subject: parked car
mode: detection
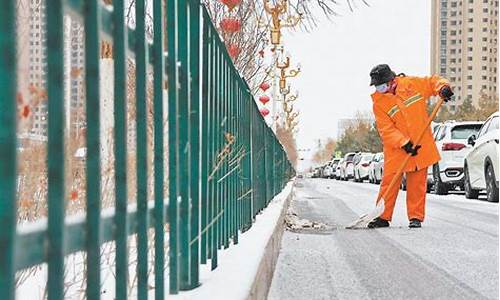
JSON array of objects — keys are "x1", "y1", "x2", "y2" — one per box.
[
  {"x1": 464, "y1": 112, "x2": 499, "y2": 202},
  {"x1": 354, "y1": 153, "x2": 374, "y2": 182},
  {"x1": 339, "y1": 152, "x2": 357, "y2": 180},
  {"x1": 322, "y1": 160, "x2": 336, "y2": 179},
  {"x1": 335, "y1": 158, "x2": 344, "y2": 180},
  {"x1": 369, "y1": 152, "x2": 384, "y2": 184},
  {"x1": 431, "y1": 120, "x2": 484, "y2": 195},
  {"x1": 329, "y1": 158, "x2": 341, "y2": 179}
]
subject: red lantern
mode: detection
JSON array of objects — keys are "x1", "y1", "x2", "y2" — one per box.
[
  {"x1": 259, "y1": 95, "x2": 270, "y2": 105},
  {"x1": 220, "y1": 0, "x2": 241, "y2": 11},
  {"x1": 259, "y1": 82, "x2": 270, "y2": 92},
  {"x1": 258, "y1": 49, "x2": 265, "y2": 58},
  {"x1": 227, "y1": 44, "x2": 240, "y2": 58},
  {"x1": 260, "y1": 108, "x2": 270, "y2": 117},
  {"x1": 220, "y1": 18, "x2": 241, "y2": 33},
  {"x1": 20, "y1": 104, "x2": 30, "y2": 118}
]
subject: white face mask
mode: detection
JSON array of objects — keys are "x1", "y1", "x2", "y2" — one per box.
[{"x1": 375, "y1": 83, "x2": 390, "y2": 93}]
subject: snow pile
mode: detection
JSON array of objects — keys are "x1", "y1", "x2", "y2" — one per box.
[
  {"x1": 167, "y1": 181, "x2": 294, "y2": 300},
  {"x1": 284, "y1": 209, "x2": 327, "y2": 231}
]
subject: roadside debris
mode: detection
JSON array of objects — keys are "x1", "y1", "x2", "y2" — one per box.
[{"x1": 284, "y1": 209, "x2": 328, "y2": 232}]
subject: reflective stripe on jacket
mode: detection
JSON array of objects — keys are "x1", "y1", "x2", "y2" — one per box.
[{"x1": 371, "y1": 75, "x2": 448, "y2": 174}]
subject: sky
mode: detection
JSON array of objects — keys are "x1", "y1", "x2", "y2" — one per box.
[{"x1": 283, "y1": 0, "x2": 431, "y2": 169}]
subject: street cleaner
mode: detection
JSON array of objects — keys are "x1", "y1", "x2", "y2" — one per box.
[{"x1": 367, "y1": 64, "x2": 453, "y2": 228}]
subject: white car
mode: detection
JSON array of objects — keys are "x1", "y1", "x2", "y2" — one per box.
[
  {"x1": 432, "y1": 120, "x2": 484, "y2": 195},
  {"x1": 339, "y1": 152, "x2": 357, "y2": 180},
  {"x1": 369, "y1": 152, "x2": 384, "y2": 184},
  {"x1": 329, "y1": 158, "x2": 341, "y2": 179},
  {"x1": 335, "y1": 158, "x2": 344, "y2": 180},
  {"x1": 354, "y1": 153, "x2": 374, "y2": 182},
  {"x1": 323, "y1": 159, "x2": 339, "y2": 179},
  {"x1": 464, "y1": 112, "x2": 499, "y2": 202}
]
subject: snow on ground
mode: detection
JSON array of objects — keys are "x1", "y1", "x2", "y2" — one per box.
[{"x1": 166, "y1": 181, "x2": 294, "y2": 300}]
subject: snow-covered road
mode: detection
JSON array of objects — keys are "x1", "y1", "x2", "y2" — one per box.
[{"x1": 269, "y1": 178, "x2": 499, "y2": 300}]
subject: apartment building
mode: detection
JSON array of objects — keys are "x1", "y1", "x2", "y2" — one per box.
[{"x1": 431, "y1": 0, "x2": 498, "y2": 112}]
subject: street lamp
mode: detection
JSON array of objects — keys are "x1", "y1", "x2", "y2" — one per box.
[
  {"x1": 277, "y1": 55, "x2": 301, "y2": 91},
  {"x1": 263, "y1": 0, "x2": 302, "y2": 46}
]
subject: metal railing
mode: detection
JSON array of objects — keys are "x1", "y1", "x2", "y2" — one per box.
[{"x1": 0, "y1": 0, "x2": 295, "y2": 299}]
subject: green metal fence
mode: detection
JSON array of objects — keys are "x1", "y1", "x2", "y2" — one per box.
[{"x1": 0, "y1": 0, "x2": 295, "y2": 299}]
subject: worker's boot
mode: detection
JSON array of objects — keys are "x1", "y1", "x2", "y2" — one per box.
[
  {"x1": 408, "y1": 219, "x2": 422, "y2": 228},
  {"x1": 367, "y1": 217, "x2": 390, "y2": 228}
]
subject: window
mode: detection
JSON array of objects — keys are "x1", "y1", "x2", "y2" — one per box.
[
  {"x1": 451, "y1": 30, "x2": 457, "y2": 36},
  {"x1": 483, "y1": 47, "x2": 488, "y2": 51},
  {"x1": 483, "y1": 27, "x2": 488, "y2": 32},
  {"x1": 482, "y1": 65, "x2": 488, "y2": 70},
  {"x1": 468, "y1": 85, "x2": 472, "y2": 90},
  {"x1": 468, "y1": 37, "x2": 473, "y2": 42},
  {"x1": 467, "y1": 56, "x2": 473, "y2": 61},
  {"x1": 482, "y1": 56, "x2": 488, "y2": 61},
  {"x1": 468, "y1": 66, "x2": 473, "y2": 70},
  {"x1": 483, "y1": 18, "x2": 488, "y2": 22},
  {"x1": 467, "y1": 75, "x2": 473, "y2": 80},
  {"x1": 451, "y1": 124, "x2": 483, "y2": 139},
  {"x1": 478, "y1": 119, "x2": 492, "y2": 137},
  {"x1": 451, "y1": 20, "x2": 457, "y2": 25},
  {"x1": 487, "y1": 117, "x2": 499, "y2": 132},
  {"x1": 468, "y1": 8, "x2": 473, "y2": 13},
  {"x1": 468, "y1": 28, "x2": 473, "y2": 32},
  {"x1": 482, "y1": 76, "x2": 487, "y2": 80},
  {"x1": 483, "y1": 8, "x2": 489, "y2": 13}
]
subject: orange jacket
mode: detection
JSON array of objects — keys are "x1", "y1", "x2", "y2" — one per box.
[{"x1": 371, "y1": 75, "x2": 449, "y2": 174}]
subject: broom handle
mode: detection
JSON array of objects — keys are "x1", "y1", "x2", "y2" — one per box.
[{"x1": 376, "y1": 97, "x2": 445, "y2": 203}]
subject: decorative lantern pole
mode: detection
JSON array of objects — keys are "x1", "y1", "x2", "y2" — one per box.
[
  {"x1": 277, "y1": 54, "x2": 301, "y2": 92},
  {"x1": 263, "y1": 0, "x2": 302, "y2": 46}
]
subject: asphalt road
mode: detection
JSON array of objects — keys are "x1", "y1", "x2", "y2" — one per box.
[{"x1": 268, "y1": 178, "x2": 499, "y2": 300}]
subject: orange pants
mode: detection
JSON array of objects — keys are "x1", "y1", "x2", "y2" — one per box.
[{"x1": 377, "y1": 167, "x2": 427, "y2": 222}]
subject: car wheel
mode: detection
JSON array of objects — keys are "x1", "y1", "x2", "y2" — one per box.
[
  {"x1": 464, "y1": 163, "x2": 479, "y2": 199},
  {"x1": 433, "y1": 164, "x2": 449, "y2": 195},
  {"x1": 485, "y1": 163, "x2": 499, "y2": 203}
]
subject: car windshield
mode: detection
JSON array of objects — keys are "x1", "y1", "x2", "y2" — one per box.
[
  {"x1": 346, "y1": 154, "x2": 355, "y2": 162},
  {"x1": 362, "y1": 155, "x2": 373, "y2": 161},
  {"x1": 451, "y1": 124, "x2": 482, "y2": 139}
]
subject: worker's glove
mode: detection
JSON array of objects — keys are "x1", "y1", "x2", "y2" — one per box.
[
  {"x1": 439, "y1": 86, "x2": 454, "y2": 102},
  {"x1": 402, "y1": 141, "x2": 421, "y2": 156}
]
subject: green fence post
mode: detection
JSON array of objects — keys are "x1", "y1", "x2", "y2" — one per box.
[
  {"x1": 46, "y1": 1, "x2": 65, "y2": 298},
  {"x1": 84, "y1": 0, "x2": 102, "y2": 298},
  {"x1": 177, "y1": 0, "x2": 192, "y2": 290},
  {"x1": 210, "y1": 29, "x2": 219, "y2": 271},
  {"x1": 112, "y1": 0, "x2": 129, "y2": 298},
  {"x1": 153, "y1": 0, "x2": 165, "y2": 297},
  {"x1": 200, "y1": 13, "x2": 210, "y2": 265},
  {"x1": 189, "y1": 0, "x2": 201, "y2": 288},
  {"x1": 135, "y1": 0, "x2": 149, "y2": 298},
  {"x1": 0, "y1": 1, "x2": 17, "y2": 299},
  {"x1": 167, "y1": 0, "x2": 180, "y2": 293}
]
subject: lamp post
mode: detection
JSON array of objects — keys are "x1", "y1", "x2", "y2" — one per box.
[{"x1": 263, "y1": 0, "x2": 302, "y2": 46}]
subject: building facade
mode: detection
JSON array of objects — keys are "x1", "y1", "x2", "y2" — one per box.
[
  {"x1": 19, "y1": 0, "x2": 86, "y2": 139},
  {"x1": 431, "y1": 0, "x2": 498, "y2": 112}
]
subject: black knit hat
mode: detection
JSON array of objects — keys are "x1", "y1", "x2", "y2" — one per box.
[{"x1": 370, "y1": 64, "x2": 396, "y2": 86}]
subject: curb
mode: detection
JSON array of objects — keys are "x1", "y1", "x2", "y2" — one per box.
[{"x1": 247, "y1": 185, "x2": 294, "y2": 300}]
